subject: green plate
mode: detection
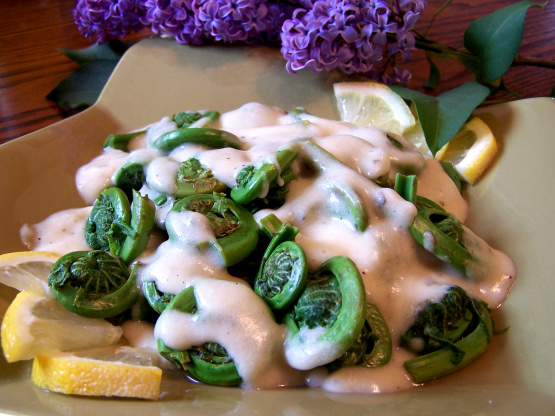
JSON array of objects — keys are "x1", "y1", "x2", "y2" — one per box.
[{"x1": 1, "y1": 37, "x2": 554, "y2": 415}]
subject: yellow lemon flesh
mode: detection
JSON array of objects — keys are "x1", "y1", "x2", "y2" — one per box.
[
  {"x1": 435, "y1": 117, "x2": 498, "y2": 185},
  {"x1": 31, "y1": 346, "x2": 162, "y2": 400},
  {"x1": 1, "y1": 290, "x2": 122, "y2": 362},
  {"x1": 0, "y1": 251, "x2": 60, "y2": 296},
  {"x1": 334, "y1": 81, "x2": 416, "y2": 136}
]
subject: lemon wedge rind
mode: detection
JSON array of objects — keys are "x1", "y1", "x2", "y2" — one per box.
[
  {"x1": 435, "y1": 116, "x2": 498, "y2": 185},
  {"x1": 31, "y1": 346, "x2": 162, "y2": 400}
]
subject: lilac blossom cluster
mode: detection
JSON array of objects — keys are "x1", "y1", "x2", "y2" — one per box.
[{"x1": 73, "y1": 0, "x2": 427, "y2": 83}]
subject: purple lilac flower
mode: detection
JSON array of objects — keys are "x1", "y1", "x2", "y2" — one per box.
[
  {"x1": 280, "y1": 0, "x2": 426, "y2": 84},
  {"x1": 73, "y1": 0, "x2": 146, "y2": 43},
  {"x1": 382, "y1": 65, "x2": 412, "y2": 85},
  {"x1": 142, "y1": 0, "x2": 205, "y2": 45},
  {"x1": 388, "y1": 0, "x2": 426, "y2": 61},
  {"x1": 73, "y1": 0, "x2": 426, "y2": 83},
  {"x1": 193, "y1": 0, "x2": 278, "y2": 44},
  {"x1": 281, "y1": 0, "x2": 386, "y2": 75}
]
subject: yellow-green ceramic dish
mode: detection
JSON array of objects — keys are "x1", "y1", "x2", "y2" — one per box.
[{"x1": 1, "y1": 37, "x2": 554, "y2": 415}]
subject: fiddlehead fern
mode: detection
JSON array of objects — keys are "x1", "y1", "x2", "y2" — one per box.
[
  {"x1": 254, "y1": 214, "x2": 307, "y2": 310},
  {"x1": 142, "y1": 281, "x2": 175, "y2": 314},
  {"x1": 85, "y1": 188, "x2": 155, "y2": 264},
  {"x1": 48, "y1": 250, "x2": 139, "y2": 318},
  {"x1": 256, "y1": 240, "x2": 308, "y2": 311},
  {"x1": 284, "y1": 256, "x2": 367, "y2": 370},
  {"x1": 175, "y1": 158, "x2": 227, "y2": 198},
  {"x1": 409, "y1": 196, "x2": 479, "y2": 278},
  {"x1": 156, "y1": 287, "x2": 242, "y2": 386},
  {"x1": 402, "y1": 286, "x2": 494, "y2": 383},
  {"x1": 113, "y1": 161, "x2": 146, "y2": 198},
  {"x1": 327, "y1": 303, "x2": 392, "y2": 371},
  {"x1": 170, "y1": 193, "x2": 259, "y2": 267},
  {"x1": 230, "y1": 149, "x2": 298, "y2": 205},
  {"x1": 85, "y1": 187, "x2": 132, "y2": 255}
]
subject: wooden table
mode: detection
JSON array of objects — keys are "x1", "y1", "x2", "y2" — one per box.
[{"x1": 1, "y1": 0, "x2": 553, "y2": 145}]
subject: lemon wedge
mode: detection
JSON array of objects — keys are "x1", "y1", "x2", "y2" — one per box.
[
  {"x1": 31, "y1": 346, "x2": 162, "y2": 400},
  {"x1": 1, "y1": 290, "x2": 122, "y2": 362},
  {"x1": 435, "y1": 116, "x2": 498, "y2": 185},
  {"x1": 334, "y1": 81, "x2": 416, "y2": 135},
  {"x1": 0, "y1": 251, "x2": 60, "y2": 296}
]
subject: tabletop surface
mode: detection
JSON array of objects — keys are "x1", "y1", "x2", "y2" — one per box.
[{"x1": 1, "y1": 0, "x2": 554, "y2": 145}]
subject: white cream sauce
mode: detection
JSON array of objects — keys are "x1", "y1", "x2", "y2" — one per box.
[
  {"x1": 154, "y1": 279, "x2": 305, "y2": 389},
  {"x1": 20, "y1": 207, "x2": 92, "y2": 254},
  {"x1": 21, "y1": 102, "x2": 517, "y2": 394}
]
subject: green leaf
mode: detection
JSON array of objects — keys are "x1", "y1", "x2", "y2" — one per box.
[
  {"x1": 46, "y1": 60, "x2": 118, "y2": 108},
  {"x1": 57, "y1": 40, "x2": 132, "y2": 65},
  {"x1": 46, "y1": 41, "x2": 133, "y2": 109},
  {"x1": 391, "y1": 82, "x2": 490, "y2": 156},
  {"x1": 463, "y1": 1, "x2": 547, "y2": 82}
]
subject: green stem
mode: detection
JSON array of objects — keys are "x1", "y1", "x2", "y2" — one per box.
[
  {"x1": 153, "y1": 127, "x2": 242, "y2": 152},
  {"x1": 103, "y1": 130, "x2": 146, "y2": 152},
  {"x1": 394, "y1": 173, "x2": 417, "y2": 204},
  {"x1": 362, "y1": 303, "x2": 392, "y2": 368},
  {"x1": 119, "y1": 190, "x2": 156, "y2": 265}
]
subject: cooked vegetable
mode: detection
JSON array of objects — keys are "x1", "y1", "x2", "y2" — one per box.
[
  {"x1": 439, "y1": 160, "x2": 463, "y2": 193},
  {"x1": 175, "y1": 158, "x2": 227, "y2": 198},
  {"x1": 255, "y1": 215, "x2": 308, "y2": 311},
  {"x1": 156, "y1": 287, "x2": 242, "y2": 386},
  {"x1": 85, "y1": 187, "x2": 132, "y2": 256},
  {"x1": 48, "y1": 250, "x2": 140, "y2": 319},
  {"x1": 402, "y1": 285, "x2": 493, "y2": 383},
  {"x1": 284, "y1": 256, "x2": 367, "y2": 370},
  {"x1": 324, "y1": 182, "x2": 369, "y2": 232},
  {"x1": 230, "y1": 148, "x2": 298, "y2": 205},
  {"x1": 409, "y1": 196, "x2": 481, "y2": 279},
  {"x1": 241, "y1": 169, "x2": 297, "y2": 214},
  {"x1": 327, "y1": 303, "x2": 392, "y2": 371},
  {"x1": 119, "y1": 190, "x2": 156, "y2": 264},
  {"x1": 85, "y1": 187, "x2": 155, "y2": 265},
  {"x1": 402, "y1": 286, "x2": 474, "y2": 353},
  {"x1": 385, "y1": 133, "x2": 425, "y2": 175},
  {"x1": 296, "y1": 141, "x2": 369, "y2": 232},
  {"x1": 113, "y1": 161, "x2": 145, "y2": 198},
  {"x1": 103, "y1": 130, "x2": 146, "y2": 152},
  {"x1": 142, "y1": 281, "x2": 174, "y2": 314},
  {"x1": 170, "y1": 193, "x2": 259, "y2": 267},
  {"x1": 394, "y1": 173, "x2": 417, "y2": 204},
  {"x1": 172, "y1": 110, "x2": 219, "y2": 128},
  {"x1": 153, "y1": 127, "x2": 241, "y2": 152}
]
